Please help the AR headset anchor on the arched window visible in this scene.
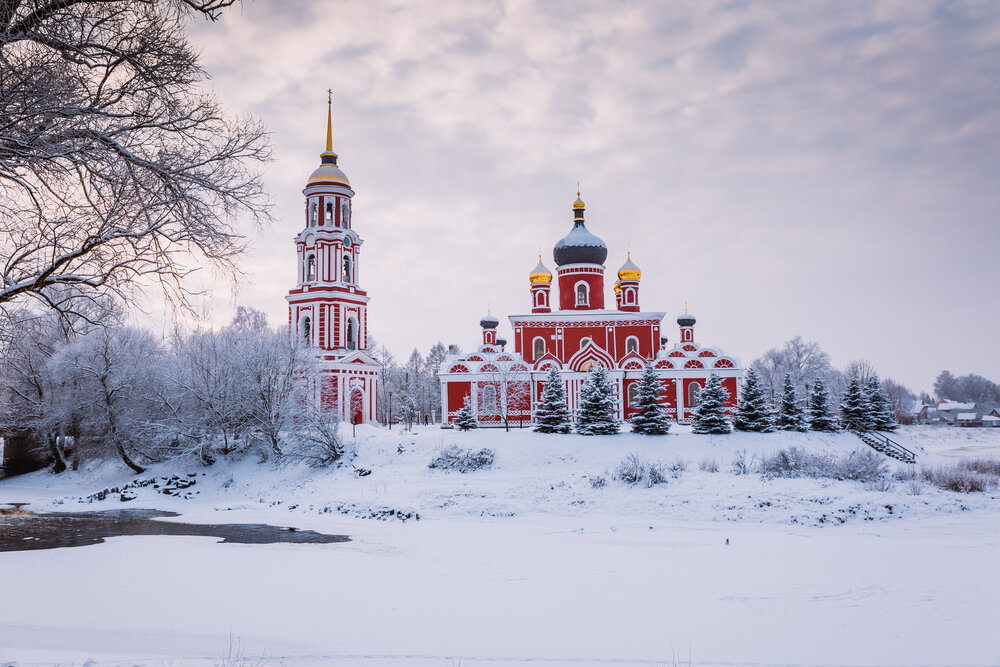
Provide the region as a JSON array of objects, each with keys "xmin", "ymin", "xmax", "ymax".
[
  {"xmin": 302, "ymin": 317, "xmax": 311, "ymax": 345},
  {"xmin": 627, "ymin": 383, "xmax": 639, "ymax": 406},
  {"xmin": 625, "ymin": 336, "xmax": 639, "ymax": 355},
  {"xmin": 346, "ymin": 317, "xmax": 357, "ymax": 351},
  {"xmin": 342, "ymin": 201, "xmax": 350, "ymax": 227},
  {"xmin": 343, "ymin": 255, "xmax": 352, "ymax": 283},
  {"xmin": 310, "ymin": 201, "xmax": 318, "ymax": 226},
  {"xmin": 306, "ymin": 254, "xmax": 316, "ymax": 282},
  {"xmin": 688, "ymin": 382, "xmax": 701, "ymax": 407},
  {"xmin": 576, "ymin": 283, "xmax": 588, "ymax": 306},
  {"xmin": 533, "ymin": 337, "xmax": 546, "ymax": 361},
  {"xmin": 325, "ymin": 201, "xmax": 334, "ymax": 226}
]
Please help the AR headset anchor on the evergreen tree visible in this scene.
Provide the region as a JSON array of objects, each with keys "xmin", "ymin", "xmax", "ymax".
[
  {"xmin": 733, "ymin": 367, "xmax": 774, "ymax": 432},
  {"xmin": 534, "ymin": 367, "xmax": 572, "ymax": 434},
  {"xmin": 775, "ymin": 373, "xmax": 807, "ymax": 431},
  {"xmin": 629, "ymin": 363, "xmax": 671, "ymax": 435},
  {"xmin": 840, "ymin": 376, "xmax": 870, "ymax": 430},
  {"xmin": 692, "ymin": 374, "xmax": 732, "ymax": 434},
  {"xmin": 453, "ymin": 395, "xmax": 478, "ymax": 431},
  {"xmin": 576, "ymin": 366, "xmax": 621, "ymax": 435},
  {"xmin": 807, "ymin": 377, "xmax": 838, "ymax": 432},
  {"xmin": 865, "ymin": 376, "xmax": 898, "ymax": 431}
]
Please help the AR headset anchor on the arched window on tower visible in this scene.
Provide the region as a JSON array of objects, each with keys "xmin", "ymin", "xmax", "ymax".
[
  {"xmin": 306, "ymin": 254, "xmax": 316, "ymax": 282},
  {"xmin": 576, "ymin": 283, "xmax": 588, "ymax": 306},
  {"xmin": 533, "ymin": 337, "xmax": 546, "ymax": 361},
  {"xmin": 342, "ymin": 201, "xmax": 350, "ymax": 227},
  {"xmin": 688, "ymin": 382, "xmax": 701, "ymax": 407},
  {"xmin": 346, "ymin": 317, "xmax": 357, "ymax": 351},
  {"xmin": 325, "ymin": 201, "xmax": 334, "ymax": 226},
  {"xmin": 310, "ymin": 201, "xmax": 318, "ymax": 226},
  {"xmin": 302, "ymin": 317, "xmax": 312, "ymax": 346},
  {"xmin": 343, "ymin": 255, "xmax": 352, "ymax": 283},
  {"xmin": 626, "ymin": 336, "xmax": 639, "ymax": 355},
  {"xmin": 627, "ymin": 383, "xmax": 639, "ymax": 406}
]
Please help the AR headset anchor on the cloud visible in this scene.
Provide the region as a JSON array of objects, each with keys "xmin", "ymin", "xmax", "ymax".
[{"xmin": 177, "ymin": 0, "xmax": 1000, "ymax": 391}]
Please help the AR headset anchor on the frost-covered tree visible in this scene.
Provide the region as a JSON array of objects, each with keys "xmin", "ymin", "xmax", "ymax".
[
  {"xmin": 840, "ymin": 376, "xmax": 870, "ymax": 430},
  {"xmin": 629, "ymin": 363, "xmax": 671, "ymax": 435},
  {"xmin": 453, "ymin": 395, "xmax": 478, "ymax": 431},
  {"xmin": 775, "ymin": 373, "xmax": 807, "ymax": 432},
  {"xmin": 576, "ymin": 366, "xmax": 620, "ymax": 435},
  {"xmin": 534, "ymin": 367, "xmax": 571, "ymax": 434},
  {"xmin": 733, "ymin": 367, "xmax": 773, "ymax": 432},
  {"xmin": 751, "ymin": 336, "xmax": 834, "ymax": 403},
  {"xmin": 692, "ymin": 374, "xmax": 732, "ymax": 435},
  {"xmin": 0, "ymin": 0, "xmax": 271, "ymax": 319},
  {"xmin": 865, "ymin": 376, "xmax": 898, "ymax": 431},
  {"xmin": 807, "ymin": 377, "xmax": 838, "ymax": 432}
]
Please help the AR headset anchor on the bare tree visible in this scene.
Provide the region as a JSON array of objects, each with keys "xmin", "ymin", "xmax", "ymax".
[
  {"xmin": 751, "ymin": 336, "xmax": 834, "ymax": 402},
  {"xmin": 0, "ymin": 0, "xmax": 270, "ymax": 320}
]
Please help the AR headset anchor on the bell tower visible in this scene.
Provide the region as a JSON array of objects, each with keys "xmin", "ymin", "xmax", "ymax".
[
  {"xmin": 286, "ymin": 92, "xmax": 369, "ymax": 353},
  {"xmin": 285, "ymin": 93, "xmax": 379, "ymax": 424}
]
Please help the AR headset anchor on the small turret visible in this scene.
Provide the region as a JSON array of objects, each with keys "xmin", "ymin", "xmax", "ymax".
[
  {"xmin": 480, "ymin": 311, "xmax": 499, "ymax": 346},
  {"xmin": 616, "ymin": 253, "xmax": 641, "ymax": 312},
  {"xmin": 529, "ymin": 255, "xmax": 553, "ymax": 313},
  {"xmin": 678, "ymin": 308, "xmax": 696, "ymax": 343}
]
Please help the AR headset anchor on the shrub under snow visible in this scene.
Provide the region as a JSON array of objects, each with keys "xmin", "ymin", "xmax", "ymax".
[
  {"xmin": 428, "ymin": 445, "xmax": 495, "ymax": 473},
  {"xmin": 613, "ymin": 453, "xmax": 669, "ymax": 488},
  {"xmin": 758, "ymin": 447, "xmax": 886, "ymax": 483}
]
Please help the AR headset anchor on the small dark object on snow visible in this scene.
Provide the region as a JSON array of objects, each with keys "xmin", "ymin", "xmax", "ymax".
[
  {"xmin": 353, "ymin": 467, "xmax": 372, "ymax": 477},
  {"xmin": 726, "ymin": 538, "xmax": 730, "ymax": 545},
  {"xmin": 397, "ymin": 444, "xmax": 405, "ymax": 454}
]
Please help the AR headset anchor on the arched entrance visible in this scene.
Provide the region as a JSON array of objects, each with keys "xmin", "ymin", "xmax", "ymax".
[{"xmin": 350, "ymin": 388, "xmax": 364, "ymax": 425}]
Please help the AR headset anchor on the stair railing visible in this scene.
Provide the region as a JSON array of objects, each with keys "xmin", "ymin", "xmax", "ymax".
[{"xmin": 845, "ymin": 421, "xmax": 916, "ymax": 464}]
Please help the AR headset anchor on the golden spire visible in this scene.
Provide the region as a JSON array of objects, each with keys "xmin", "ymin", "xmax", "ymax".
[{"xmin": 325, "ymin": 89, "xmax": 333, "ymax": 152}]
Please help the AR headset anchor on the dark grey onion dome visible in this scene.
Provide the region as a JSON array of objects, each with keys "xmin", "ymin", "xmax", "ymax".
[
  {"xmin": 553, "ymin": 193, "xmax": 608, "ymax": 267},
  {"xmin": 677, "ymin": 313, "xmax": 696, "ymax": 327},
  {"xmin": 660, "ymin": 336, "xmax": 669, "ymax": 346},
  {"xmin": 496, "ymin": 337, "xmax": 507, "ymax": 348},
  {"xmin": 480, "ymin": 313, "xmax": 499, "ymax": 329}
]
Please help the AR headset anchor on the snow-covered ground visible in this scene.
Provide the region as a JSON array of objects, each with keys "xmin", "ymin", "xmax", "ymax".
[{"xmin": 1, "ymin": 425, "xmax": 998, "ymax": 666}]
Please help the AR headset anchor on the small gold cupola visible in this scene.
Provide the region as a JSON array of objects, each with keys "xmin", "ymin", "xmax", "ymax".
[
  {"xmin": 529, "ymin": 255, "xmax": 552, "ymax": 284},
  {"xmin": 307, "ymin": 90, "xmax": 350, "ymax": 186},
  {"xmin": 617, "ymin": 252, "xmax": 641, "ymax": 281}
]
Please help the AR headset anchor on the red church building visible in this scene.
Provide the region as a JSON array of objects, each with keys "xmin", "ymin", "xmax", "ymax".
[
  {"xmin": 438, "ymin": 193, "xmax": 742, "ymax": 426},
  {"xmin": 286, "ymin": 97, "xmax": 379, "ymax": 424}
]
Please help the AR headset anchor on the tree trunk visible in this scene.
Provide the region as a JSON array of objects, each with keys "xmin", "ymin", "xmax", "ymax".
[{"xmin": 114, "ymin": 440, "xmax": 145, "ymax": 474}]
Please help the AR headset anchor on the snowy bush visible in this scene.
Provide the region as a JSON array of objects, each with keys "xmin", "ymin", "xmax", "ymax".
[
  {"xmin": 699, "ymin": 458, "xmax": 719, "ymax": 473},
  {"xmin": 730, "ymin": 449, "xmax": 751, "ymax": 475},
  {"xmin": 613, "ymin": 453, "xmax": 668, "ymax": 488},
  {"xmin": 961, "ymin": 459, "xmax": 1000, "ymax": 476},
  {"xmin": 588, "ymin": 475, "xmax": 607, "ymax": 489},
  {"xmin": 428, "ymin": 445, "xmax": 495, "ymax": 473},
  {"xmin": 758, "ymin": 448, "xmax": 886, "ymax": 483},
  {"xmin": 920, "ymin": 466, "xmax": 997, "ymax": 493}
]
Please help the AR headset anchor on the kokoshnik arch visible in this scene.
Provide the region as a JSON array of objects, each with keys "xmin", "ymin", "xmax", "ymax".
[
  {"xmin": 437, "ymin": 193, "xmax": 744, "ymax": 427},
  {"xmin": 286, "ymin": 96, "xmax": 379, "ymax": 424}
]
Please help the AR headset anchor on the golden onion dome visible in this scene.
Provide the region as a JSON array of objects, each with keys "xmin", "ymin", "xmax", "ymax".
[
  {"xmin": 572, "ymin": 191, "xmax": 585, "ymax": 209},
  {"xmin": 529, "ymin": 255, "xmax": 552, "ymax": 284},
  {"xmin": 617, "ymin": 252, "xmax": 641, "ymax": 281},
  {"xmin": 307, "ymin": 160, "xmax": 350, "ymax": 186},
  {"xmin": 308, "ymin": 93, "xmax": 350, "ymax": 186},
  {"xmin": 613, "ymin": 280, "xmax": 621, "ymax": 295}
]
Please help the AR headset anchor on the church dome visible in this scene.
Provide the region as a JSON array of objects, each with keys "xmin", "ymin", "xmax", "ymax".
[
  {"xmin": 617, "ymin": 253, "xmax": 641, "ymax": 281},
  {"xmin": 529, "ymin": 256, "xmax": 552, "ymax": 284},
  {"xmin": 553, "ymin": 192, "xmax": 607, "ymax": 267},
  {"xmin": 307, "ymin": 159, "xmax": 350, "ymax": 186},
  {"xmin": 677, "ymin": 312, "xmax": 696, "ymax": 327},
  {"xmin": 479, "ymin": 313, "xmax": 499, "ymax": 329}
]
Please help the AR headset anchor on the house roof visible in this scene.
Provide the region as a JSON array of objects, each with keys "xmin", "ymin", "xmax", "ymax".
[{"xmin": 957, "ymin": 412, "xmax": 977, "ymax": 420}]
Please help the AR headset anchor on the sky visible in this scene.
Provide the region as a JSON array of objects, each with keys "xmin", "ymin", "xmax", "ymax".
[{"xmin": 180, "ymin": 0, "xmax": 1000, "ymax": 394}]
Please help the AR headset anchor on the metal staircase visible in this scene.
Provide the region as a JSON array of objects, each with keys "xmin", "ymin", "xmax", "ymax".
[{"xmin": 846, "ymin": 422, "xmax": 916, "ymax": 464}]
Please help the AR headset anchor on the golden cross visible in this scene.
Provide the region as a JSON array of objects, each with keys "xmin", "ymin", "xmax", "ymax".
[{"xmin": 327, "ymin": 88, "xmax": 332, "ymax": 104}]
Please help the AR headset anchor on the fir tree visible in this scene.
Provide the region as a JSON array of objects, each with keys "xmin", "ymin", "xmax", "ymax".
[
  {"xmin": 775, "ymin": 373, "xmax": 807, "ymax": 431},
  {"xmin": 453, "ymin": 395, "xmax": 478, "ymax": 431},
  {"xmin": 807, "ymin": 377, "xmax": 838, "ymax": 432},
  {"xmin": 534, "ymin": 367, "xmax": 572, "ymax": 434},
  {"xmin": 865, "ymin": 376, "xmax": 898, "ymax": 431},
  {"xmin": 576, "ymin": 366, "xmax": 621, "ymax": 435},
  {"xmin": 691, "ymin": 373, "xmax": 732, "ymax": 434},
  {"xmin": 629, "ymin": 363, "xmax": 671, "ymax": 435},
  {"xmin": 840, "ymin": 376, "xmax": 870, "ymax": 430},
  {"xmin": 733, "ymin": 367, "xmax": 774, "ymax": 432}
]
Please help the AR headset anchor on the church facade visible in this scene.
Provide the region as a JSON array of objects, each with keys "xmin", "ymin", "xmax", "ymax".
[
  {"xmin": 438, "ymin": 194, "xmax": 742, "ymax": 427},
  {"xmin": 286, "ymin": 98, "xmax": 379, "ymax": 423}
]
